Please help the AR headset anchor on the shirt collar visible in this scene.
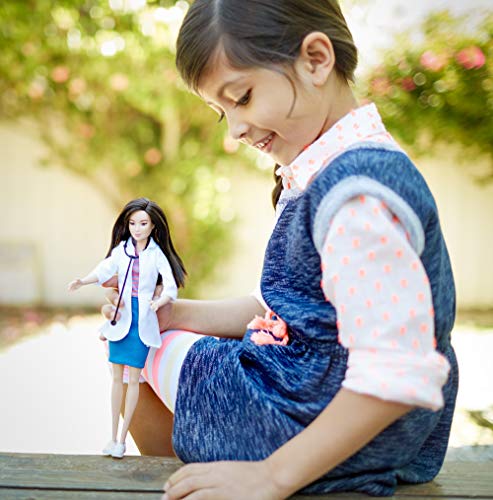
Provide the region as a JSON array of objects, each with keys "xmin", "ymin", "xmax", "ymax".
[
  {"xmin": 125, "ymin": 236, "xmax": 156, "ymax": 255},
  {"xmin": 275, "ymin": 103, "xmax": 391, "ymax": 191}
]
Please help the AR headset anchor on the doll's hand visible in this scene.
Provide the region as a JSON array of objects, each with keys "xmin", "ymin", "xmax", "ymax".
[
  {"xmin": 150, "ymin": 295, "xmax": 171, "ymax": 312},
  {"xmin": 68, "ymin": 279, "xmax": 83, "ymax": 292}
]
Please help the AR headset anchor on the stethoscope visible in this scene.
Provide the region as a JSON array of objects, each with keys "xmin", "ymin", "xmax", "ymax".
[{"xmin": 110, "ymin": 239, "xmax": 139, "ymax": 326}]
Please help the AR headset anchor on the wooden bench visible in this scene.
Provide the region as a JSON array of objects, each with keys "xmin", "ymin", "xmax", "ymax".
[{"xmin": 0, "ymin": 453, "xmax": 492, "ymax": 499}]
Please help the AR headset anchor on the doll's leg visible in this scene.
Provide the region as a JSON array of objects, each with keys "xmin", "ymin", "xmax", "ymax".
[
  {"xmin": 121, "ymin": 381, "xmax": 175, "ymax": 456},
  {"xmin": 102, "ymin": 344, "xmax": 174, "ymax": 455},
  {"xmin": 119, "ymin": 366, "xmax": 142, "ymax": 446},
  {"xmin": 110, "ymin": 363, "xmax": 125, "ymax": 443}
]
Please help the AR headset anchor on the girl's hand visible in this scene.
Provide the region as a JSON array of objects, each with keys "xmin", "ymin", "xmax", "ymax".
[
  {"xmin": 101, "ymin": 278, "xmax": 122, "ymax": 322},
  {"xmin": 162, "ymin": 460, "xmax": 285, "ymax": 500},
  {"xmin": 67, "ymin": 279, "xmax": 83, "ymax": 292},
  {"xmin": 150, "ymin": 295, "xmax": 171, "ymax": 312},
  {"xmin": 101, "ymin": 282, "xmax": 166, "ymax": 322}
]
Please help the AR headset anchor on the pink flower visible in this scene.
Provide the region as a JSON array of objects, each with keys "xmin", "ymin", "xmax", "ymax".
[
  {"xmin": 250, "ymin": 331, "xmax": 278, "ymax": 346},
  {"xmin": 420, "ymin": 51, "xmax": 448, "ymax": 72},
  {"xmin": 247, "ymin": 310, "xmax": 289, "ymax": 346},
  {"xmin": 401, "ymin": 76, "xmax": 416, "ymax": 92},
  {"xmin": 456, "ymin": 46, "xmax": 486, "ymax": 70},
  {"xmin": 51, "ymin": 65, "xmax": 70, "ymax": 83},
  {"xmin": 28, "ymin": 81, "xmax": 45, "ymax": 100},
  {"xmin": 78, "ymin": 123, "xmax": 95, "ymax": 139},
  {"xmin": 110, "ymin": 73, "xmax": 129, "ymax": 92},
  {"xmin": 370, "ymin": 76, "xmax": 392, "ymax": 96},
  {"xmin": 144, "ymin": 148, "xmax": 162, "ymax": 165},
  {"xmin": 69, "ymin": 78, "xmax": 87, "ymax": 97}
]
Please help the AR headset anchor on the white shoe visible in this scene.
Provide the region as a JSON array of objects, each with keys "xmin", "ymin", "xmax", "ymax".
[
  {"xmin": 102, "ymin": 440, "xmax": 117, "ymax": 456},
  {"xmin": 111, "ymin": 442, "xmax": 126, "ymax": 459}
]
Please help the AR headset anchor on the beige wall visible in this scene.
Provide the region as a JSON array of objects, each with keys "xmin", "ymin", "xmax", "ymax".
[
  {"xmin": 0, "ymin": 120, "xmax": 117, "ymax": 306},
  {"xmin": 1, "ymin": 120, "xmax": 492, "ymax": 309},
  {"xmin": 418, "ymin": 151, "xmax": 493, "ymax": 309}
]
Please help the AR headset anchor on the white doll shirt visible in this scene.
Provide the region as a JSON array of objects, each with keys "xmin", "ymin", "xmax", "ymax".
[{"xmin": 92, "ymin": 237, "xmax": 177, "ymax": 347}]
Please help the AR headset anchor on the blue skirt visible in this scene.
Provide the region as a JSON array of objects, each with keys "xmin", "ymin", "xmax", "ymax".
[{"xmin": 108, "ymin": 296, "xmax": 150, "ymax": 369}]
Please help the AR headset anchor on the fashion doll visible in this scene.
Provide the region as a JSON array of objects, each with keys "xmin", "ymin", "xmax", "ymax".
[{"xmin": 68, "ymin": 197, "xmax": 186, "ymax": 458}]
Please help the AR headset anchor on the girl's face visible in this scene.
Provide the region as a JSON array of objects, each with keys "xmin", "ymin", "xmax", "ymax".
[
  {"xmin": 128, "ymin": 210, "xmax": 154, "ymax": 243},
  {"xmin": 198, "ymin": 52, "xmax": 332, "ymax": 167}
]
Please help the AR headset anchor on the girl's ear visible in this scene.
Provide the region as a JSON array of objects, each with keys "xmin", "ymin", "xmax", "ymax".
[{"xmin": 296, "ymin": 31, "xmax": 335, "ymax": 87}]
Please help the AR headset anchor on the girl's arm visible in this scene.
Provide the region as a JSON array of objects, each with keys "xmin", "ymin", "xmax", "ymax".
[
  {"xmin": 150, "ymin": 248, "xmax": 265, "ymax": 332},
  {"xmin": 265, "ymin": 389, "xmax": 412, "ymax": 497},
  {"xmin": 163, "ymin": 295, "xmax": 265, "ymax": 338},
  {"xmin": 260, "ymin": 195, "xmax": 445, "ymax": 493},
  {"xmin": 162, "ymin": 390, "xmax": 412, "ymax": 500},
  {"xmin": 102, "ymin": 283, "xmax": 265, "ymax": 339}
]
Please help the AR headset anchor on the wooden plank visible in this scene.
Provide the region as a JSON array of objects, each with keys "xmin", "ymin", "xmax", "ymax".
[
  {"xmin": 0, "ymin": 490, "xmax": 163, "ymax": 499},
  {"xmin": 4, "ymin": 493, "xmax": 492, "ymax": 500},
  {"xmin": 0, "ymin": 454, "xmax": 177, "ymax": 493},
  {"xmin": 0, "ymin": 454, "xmax": 492, "ymax": 499}
]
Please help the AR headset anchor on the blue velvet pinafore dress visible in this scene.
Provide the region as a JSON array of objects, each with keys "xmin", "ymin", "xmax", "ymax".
[{"xmin": 171, "ymin": 145, "xmax": 458, "ymax": 496}]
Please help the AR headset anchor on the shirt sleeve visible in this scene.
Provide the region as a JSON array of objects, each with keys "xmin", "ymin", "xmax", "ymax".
[
  {"xmin": 156, "ymin": 250, "xmax": 178, "ymax": 300},
  {"xmin": 91, "ymin": 247, "xmax": 119, "ymax": 285},
  {"xmin": 319, "ymin": 195, "xmax": 450, "ymax": 410}
]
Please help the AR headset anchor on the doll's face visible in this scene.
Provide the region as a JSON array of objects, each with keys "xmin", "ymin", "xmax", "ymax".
[{"xmin": 128, "ymin": 210, "xmax": 154, "ymax": 243}]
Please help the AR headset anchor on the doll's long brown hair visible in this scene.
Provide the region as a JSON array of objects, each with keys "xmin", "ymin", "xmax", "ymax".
[
  {"xmin": 176, "ymin": 0, "xmax": 358, "ymax": 208},
  {"xmin": 106, "ymin": 198, "xmax": 186, "ymax": 288}
]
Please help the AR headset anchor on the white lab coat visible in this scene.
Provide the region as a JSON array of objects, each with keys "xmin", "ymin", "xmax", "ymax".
[{"xmin": 92, "ymin": 237, "xmax": 177, "ymax": 348}]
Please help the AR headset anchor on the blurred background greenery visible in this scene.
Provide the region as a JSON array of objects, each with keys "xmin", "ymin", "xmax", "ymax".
[
  {"xmin": 364, "ymin": 10, "xmax": 493, "ymax": 177},
  {"xmin": 0, "ymin": 0, "xmax": 252, "ymax": 297},
  {"xmin": 0, "ymin": 1, "xmax": 491, "ymax": 299}
]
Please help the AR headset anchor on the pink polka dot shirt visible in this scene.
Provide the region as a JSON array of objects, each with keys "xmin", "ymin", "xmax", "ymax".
[{"xmin": 272, "ymin": 103, "xmax": 450, "ymax": 410}]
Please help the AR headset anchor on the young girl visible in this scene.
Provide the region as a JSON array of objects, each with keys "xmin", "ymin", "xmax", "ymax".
[
  {"xmin": 103, "ymin": 1, "xmax": 458, "ymax": 497},
  {"xmin": 68, "ymin": 197, "xmax": 186, "ymax": 459}
]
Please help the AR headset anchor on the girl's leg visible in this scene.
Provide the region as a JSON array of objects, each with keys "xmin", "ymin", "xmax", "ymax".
[
  {"xmin": 119, "ymin": 366, "xmax": 142, "ymax": 445},
  {"xmin": 110, "ymin": 363, "xmax": 124, "ymax": 443},
  {"xmin": 143, "ymin": 330, "xmax": 204, "ymax": 413}
]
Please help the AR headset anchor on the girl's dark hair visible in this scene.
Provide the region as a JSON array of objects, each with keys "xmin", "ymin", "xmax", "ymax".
[
  {"xmin": 176, "ymin": 0, "xmax": 358, "ymax": 208},
  {"xmin": 106, "ymin": 198, "xmax": 187, "ymax": 288}
]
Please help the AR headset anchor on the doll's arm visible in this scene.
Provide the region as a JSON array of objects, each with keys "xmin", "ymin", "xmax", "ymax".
[
  {"xmin": 68, "ymin": 273, "xmax": 99, "ymax": 292},
  {"xmin": 155, "ymin": 251, "xmax": 178, "ymax": 300},
  {"xmin": 149, "ymin": 294, "xmax": 171, "ymax": 312},
  {"xmin": 68, "ymin": 246, "xmax": 120, "ymax": 292},
  {"xmin": 91, "ymin": 246, "xmax": 120, "ymax": 285}
]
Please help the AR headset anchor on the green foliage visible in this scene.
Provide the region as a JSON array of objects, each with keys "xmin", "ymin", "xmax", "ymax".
[
  {"xmin": 360, "ymin": 11, "xmax": 493, "ymax": 180},
  {"xmin": 0, "ymin": 0, "xmax": 247, "ymax": 296}
]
